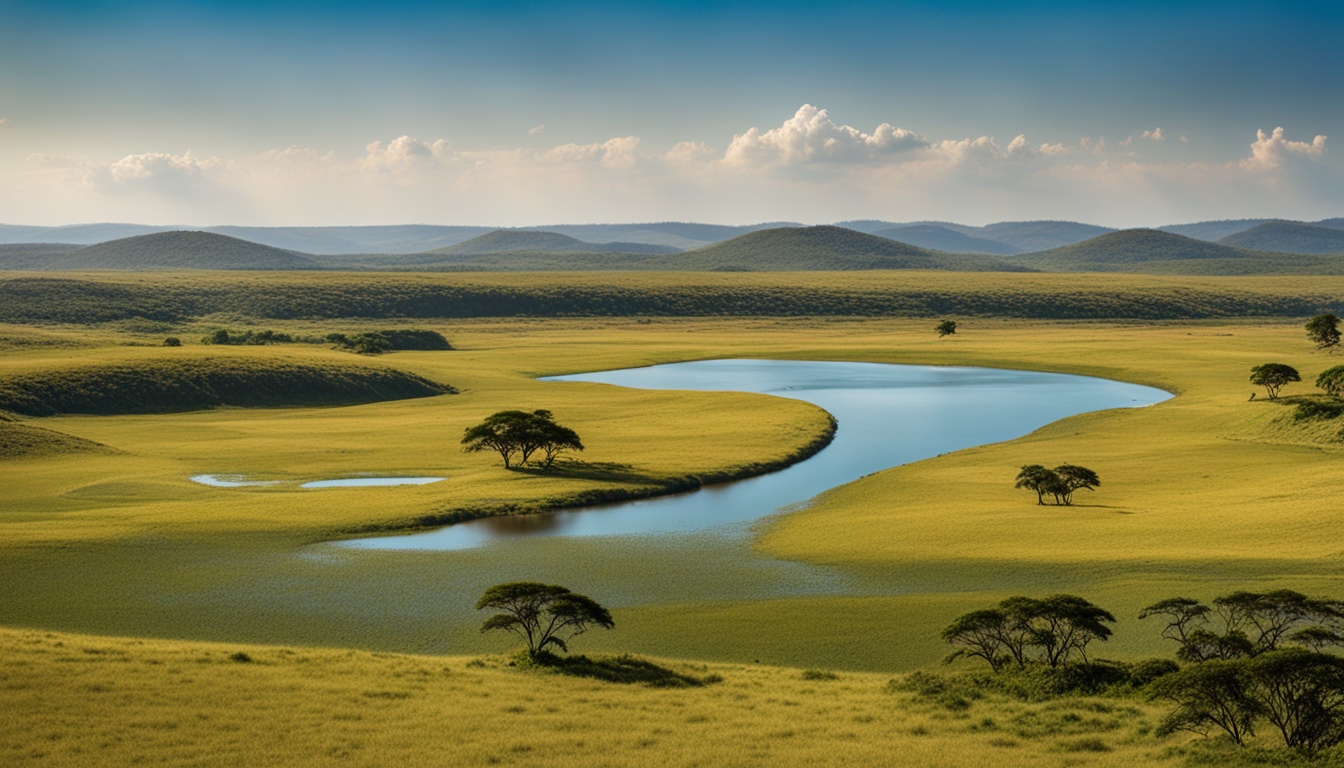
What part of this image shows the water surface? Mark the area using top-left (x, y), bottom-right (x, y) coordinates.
top-left (339, 359), bottom-right (1169, 551)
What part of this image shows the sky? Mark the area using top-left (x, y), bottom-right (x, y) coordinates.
top-left (0, 0), bottom-right (1340, 228)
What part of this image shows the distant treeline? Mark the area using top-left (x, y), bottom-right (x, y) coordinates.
top-left (0, 358), bottom-right (454, 417)
top-left (1, 274), bottom-right (1340, 323)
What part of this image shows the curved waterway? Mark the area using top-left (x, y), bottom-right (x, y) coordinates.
top-left (337, 360), bottom-right (1170, 552)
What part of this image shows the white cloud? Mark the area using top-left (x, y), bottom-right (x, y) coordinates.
top-left (0, 118), bottom-right (8, 130)
top-left (1241, 126), bottom-right (1327, 170)
top-left (723, 104), bottom-right (927, 168)
top-left (529, 124), bottom-right (545, 136)
top-left (0, 109), bottom-right (1338, 227)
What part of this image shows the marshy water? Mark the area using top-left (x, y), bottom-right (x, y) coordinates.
top-left (337, 359), bottom-right (1170, 551)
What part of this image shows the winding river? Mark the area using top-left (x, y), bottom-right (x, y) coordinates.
top-left (337, 359), bottom-right (1171, 552)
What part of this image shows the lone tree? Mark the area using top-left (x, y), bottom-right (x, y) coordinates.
top-left (1317, 365), bottom-right (1344, 398)
top-left (1250, 363), bottom-right (1301, 400)
top-left (1306, 313), bottom-right (1341, 353)
top-left (476, 582), bottom-right (613, 659)
top-left (461, 409), bottom-right (584, 469)
top-left (935, 319), bottom-right (957, 337)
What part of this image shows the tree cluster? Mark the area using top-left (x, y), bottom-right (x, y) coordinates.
top-left (1141, 590), bottom-right (1344, 751)
top-left (942, 594), bottom-right (1116, 672)
top-left (461, 409), bottom-right (584, 469)
top-left (935, 319), bottom-right (957, 337)
top-left (1013, 464), bottom-right (1100, 505)
top-left (200, 328), bottom-right (295, 346)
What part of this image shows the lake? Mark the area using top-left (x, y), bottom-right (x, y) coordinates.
top-left (336, 359), bottom-right (1170, 551)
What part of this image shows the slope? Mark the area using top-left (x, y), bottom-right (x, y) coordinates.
top-left (56, 231), bottom-right (320, 270)
top-left (1218, 220), bottom-right (1344, 254)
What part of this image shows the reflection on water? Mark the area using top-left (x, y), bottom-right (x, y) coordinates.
top-left (336, 359), bottom-right (1170, 552)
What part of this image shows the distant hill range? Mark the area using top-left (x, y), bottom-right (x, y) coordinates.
top-left (1004, 229), bottom-right (1344, 275)
top-left (0, 216), bottom-right (1342, 274)
top-left (431, 230), bottom-right (679, 256)
top-left (661, 225), bottom-right (1026, 272)
top-left (0, 231), bottom-right (318, 271)
top-left (1216, 221), bottom-right (1344, 254)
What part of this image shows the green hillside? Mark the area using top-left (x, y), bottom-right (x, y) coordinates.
top-left (0, 243), bottom-right (82, 269)
top-left (1218, 220), bottom-right (1344, 254)
top-left (53, 231), bottom-right (319, 270)
top-left (0, 421), bottom-right (117, 458)
top-left (1008, 229), bottom-right (1260, 270)
top-left (664, 225), bottom-right (1025, 271)
top-left (0, 357), bottom-right (453, 417)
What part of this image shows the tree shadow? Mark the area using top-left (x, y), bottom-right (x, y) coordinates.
top-left (511, 460), bottom-right (662, 485)
top-left (531, 652), bottom-right (722, 688)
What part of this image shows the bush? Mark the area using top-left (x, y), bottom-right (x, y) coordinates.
top-left (163, 337), bottom-right (181, 347)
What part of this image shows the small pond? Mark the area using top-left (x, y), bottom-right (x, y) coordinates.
top-left (336, 359), bottom-right (1170, 551)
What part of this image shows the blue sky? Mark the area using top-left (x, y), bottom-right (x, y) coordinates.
top-left (1, 0), bottom-right (1339, 226)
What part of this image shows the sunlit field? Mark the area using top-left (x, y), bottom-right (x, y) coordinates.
top-left (3, 271), bottom-right (1344, 765)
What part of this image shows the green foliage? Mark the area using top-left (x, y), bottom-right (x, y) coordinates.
top-left (5, 273), bottom-right (1344, 324)
top-left (935, 319), bottom-right (957, 337)
top-left (1316, 365), bottom-right (1344, 396)
top-left (1013, 464), bottom-right (1099, 505)
top-left (520, 652), bottom-right (720, 687)
top-left (1140, 591), bottom-right (1344, 662)
top-left (461, 409), bottom-right (583, 469)
top-left (943, 595), bottom-right (1115, 671)
top-left (1250, 363), bottom-right (1301, 400)
top-left (163, 336), bottom-right (181, 347)
top-left (1292, 399), bottom-right (1344, 422)
top-left (1149, 659), bottom-right (1258, 745)
top-left (476, 582), bottom-right (613, 659)
top-left (200, 328), bottom-right (295, 345)
top-left (1219, 221), bottom-right (1344, 254)
top-left (1305, 313), bottom-right (1342, 352)
top-left (0, 358), bottom-right (453, 416)
top-left (327, 329), bottom-right (452, 354)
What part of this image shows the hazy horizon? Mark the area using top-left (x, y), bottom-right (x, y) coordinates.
top-left (2, 1), bottom-right (1340, 228)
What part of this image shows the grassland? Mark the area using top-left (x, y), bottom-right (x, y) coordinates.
top-left (3, 271), bottom-right (1344, 765)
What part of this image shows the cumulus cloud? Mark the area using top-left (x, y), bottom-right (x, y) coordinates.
top-left (1241, 126), bottom-right (1328, 170)
top-left (723, 104), bottom-right (927, 168)
top-left (0, 108), bottom-right (1338, 227)
top-left (529, 124), bottom-right (545, 136)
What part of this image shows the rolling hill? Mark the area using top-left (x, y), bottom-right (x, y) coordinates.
top-left (46, 231), bottom-right (320, 270)
top-left (0, 243), bottom-right (83, 269)
top-left (431, 230), bottom-right (679, 256)
top-left (975, 220), bottom-right (1115, 251)
top-left (1217, 221), bottom-right (1344, 254)
top-left (663, 225), bottom-right (1027, 271)
top-left (1005, 228), bottom-right (1344, 274)
top-left (872, 224), bottom-right (1023, 254)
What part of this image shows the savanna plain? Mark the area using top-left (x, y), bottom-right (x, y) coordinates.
top-left (3, 270), bottom-right (1344, 767)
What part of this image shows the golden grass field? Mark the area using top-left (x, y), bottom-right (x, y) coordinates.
top-left (3, 272), bottom-right (1344, 765)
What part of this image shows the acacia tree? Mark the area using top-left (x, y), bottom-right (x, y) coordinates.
top-left (942, 594), bottom-right (1114, 670)
top-left (476, 582), bottom-right (613, 659)
top-left (1140, 590), bottom-right (1344, 661)
top-left (1306, 313), bottom-right (1341, 353)
top-left (1014, 464), bottom-right (1100, 506)
top-left (1317, 365), bottom-right (1344, 397)
top-left (1052, 464), bottom-right (1100, 505)
top-left (935, 319), bottom-right (957, 337)
top-left (1014, 465), bottom-right (1057, 505)
top-left (461, 409), bottom-right (584, 469)
top-left (1250, 363), bottom-right (1301, 400)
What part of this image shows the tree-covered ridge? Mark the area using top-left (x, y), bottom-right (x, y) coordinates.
top-left (1218, 221), bottom-right (1344, 254)
top-left (667, 225), bottom-right (1026, 271)
top-left (31, 231), bottom-right (319, 271)
top-left (2, 273), bottom-right (1342, 323)
top-left (0, 357), bottom-right (453, 416)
